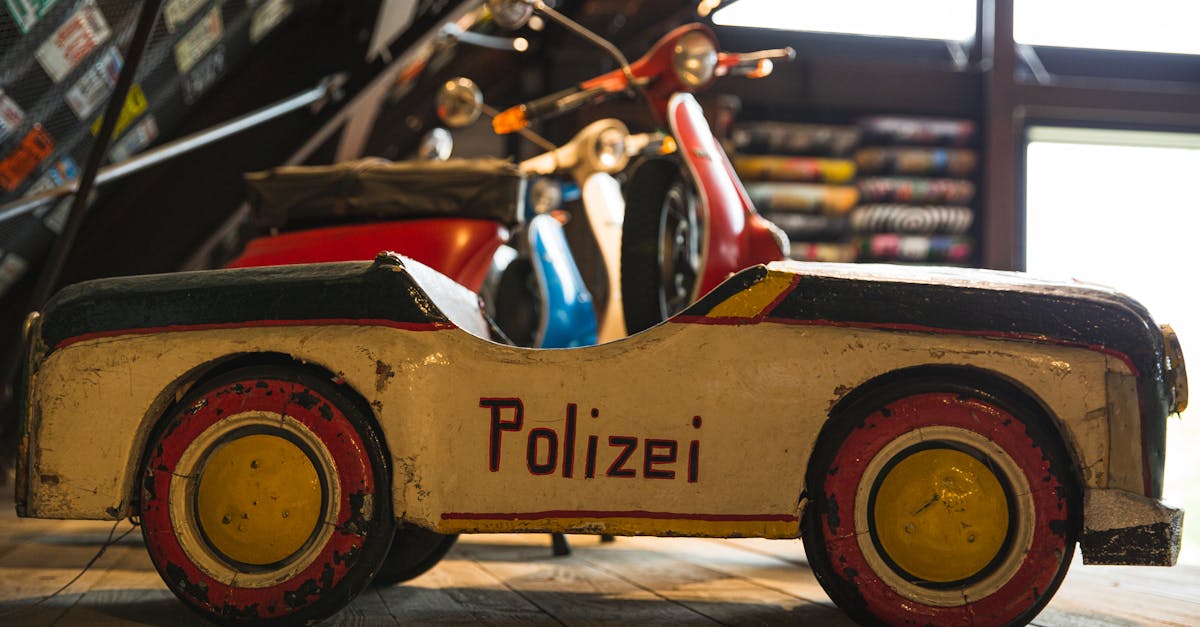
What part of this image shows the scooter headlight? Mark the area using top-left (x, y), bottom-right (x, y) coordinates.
top-left (592, 127), bottom-right (628, 173)
top-left (672, 31), bottom-right (718, 88)
top-left (1163, 324), bottom-right (1188, 414)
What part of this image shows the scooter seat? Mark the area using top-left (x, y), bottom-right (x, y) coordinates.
top-left (245, 157), bottom-right (526, 230)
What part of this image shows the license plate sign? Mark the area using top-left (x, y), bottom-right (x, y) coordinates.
top-left (164, 0), bottom-right (206, 32)
top-left (0, 125), bottom-right (55, 191)
top-left (35, 0), bottom-right (112, 83)
top-left (109, 115), bottom-right (158, 162)
top-left (5, 0), bottom-right (62, 34)
top-left (0, 90), bottom-right (26, 144)
top-left (182, 45), bottom-right (225, 105)
top-left (174, 6), bottom-right (223, 73)
top-left (65, 46), bottom-right (123, 119)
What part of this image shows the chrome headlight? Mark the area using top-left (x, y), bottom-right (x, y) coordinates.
top-left (576, 119), bottom-right (631, 175)
top-left (672, 31), bottom-right (718, 88)
top-left (1163, 325), bottom-right (1188, 414)
top-left (592, 126), bottom-right (627, 173)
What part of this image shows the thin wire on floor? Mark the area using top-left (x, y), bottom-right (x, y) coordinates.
top-left (0, 518), bottom-right (139, 617)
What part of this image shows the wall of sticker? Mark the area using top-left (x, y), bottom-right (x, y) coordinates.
top-left (0, 0), bottom-right (295, 297)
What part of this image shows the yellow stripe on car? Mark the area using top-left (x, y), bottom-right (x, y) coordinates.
top-left (706, 271), bottom-right (795, 319)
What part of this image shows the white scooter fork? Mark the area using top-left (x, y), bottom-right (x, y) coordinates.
top-left (519, 118), bottom-right (663, 343)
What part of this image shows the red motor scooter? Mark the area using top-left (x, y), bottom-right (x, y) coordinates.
top-left (224, 156), bottom-right (519, 293)
top-left (487, 0), bottom-right (794, 333)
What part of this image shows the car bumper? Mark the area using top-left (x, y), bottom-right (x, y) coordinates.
top-left (1080, 488), bottom-right (1183, 566)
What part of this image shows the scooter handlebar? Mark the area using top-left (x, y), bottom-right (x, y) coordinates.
top-left (493, 83), bottom-right (616, 134)
top-left (518, 121), bottom-right (669, 178)
top-left (716, 47), bottom-right (796, 78)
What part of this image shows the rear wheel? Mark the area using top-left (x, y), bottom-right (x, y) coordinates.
top-left (802, 381), bottom-right (1080, 626)
top-left (139, 366), bottom-right (394, 625)
top-left (621, 158), bottom-right (702, 334)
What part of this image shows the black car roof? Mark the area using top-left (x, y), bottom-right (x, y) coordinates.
top-left (40, 254), bottom-right (452, 350)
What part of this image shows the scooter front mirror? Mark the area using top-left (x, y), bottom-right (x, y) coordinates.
top-left (436, 77), bottom-right (483, 128)
top-left (487, 0), bottom-right (534, 29)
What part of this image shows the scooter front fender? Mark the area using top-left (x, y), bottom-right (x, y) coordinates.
top-left (667, 93), bottom-right (786, 295)
top-left (527, 214), bottom-right (599, 348)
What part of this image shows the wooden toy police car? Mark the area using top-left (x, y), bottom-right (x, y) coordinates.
top-left (15, 252), bottom-right (1186, 625)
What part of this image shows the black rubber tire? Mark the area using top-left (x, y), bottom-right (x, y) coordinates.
top-left (140, 365), bottom-right (395, 625)
top-left (492, 256), bottom-right (542, 347)
top-left (372, 525), bottom-right (459, 586)
top-left (801, 378), bottom-right (1080, 627)
top-left (621, 158), bottom-right (701, 334)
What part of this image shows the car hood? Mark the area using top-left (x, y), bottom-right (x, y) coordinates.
top-left (689, 260), bottom-right (1176, 497)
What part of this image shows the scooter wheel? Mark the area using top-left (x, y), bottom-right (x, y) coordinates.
top-left (492, 256), bottom-right (542, 347)
top-left (621, 158), bottom-right (701, 334)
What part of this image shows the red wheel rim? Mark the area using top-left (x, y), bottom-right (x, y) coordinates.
top-left (816, 392), bottom-right (1071, 625)
top-left (141, 376), bottom-right (377, 620)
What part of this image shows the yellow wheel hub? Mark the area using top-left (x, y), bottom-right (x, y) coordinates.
top-left (196, 434), bottom-right (323, 566)
top-left (872, 447), bottom-right (1009, 583)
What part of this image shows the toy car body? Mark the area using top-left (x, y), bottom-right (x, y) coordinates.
top-left (15, 252), bottom-right (1187, 625)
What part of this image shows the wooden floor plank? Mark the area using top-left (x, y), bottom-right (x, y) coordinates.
top-left (0, 521), bottom-right (197, 627)
top-left (456, 536), bottom-right (720, 626)
top-left (376, 554), bottom-right (557, 625)
top-left (562, 536), bottom-right (854, 626)
top-left (1037, 558), bottom-right (1200, 627)
top-left (330, 587), bottom-right (401, 627)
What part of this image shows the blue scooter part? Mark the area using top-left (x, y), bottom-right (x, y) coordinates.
top-left (527, 213), bottom-right (597, 348)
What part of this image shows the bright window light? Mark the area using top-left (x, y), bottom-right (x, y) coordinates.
top-left (712, 0), bottom-right (976, 42)
top-left (1015, 0), bottom-right (1200, 55)
top-left (1026, 126), bottom-right (1200, 563)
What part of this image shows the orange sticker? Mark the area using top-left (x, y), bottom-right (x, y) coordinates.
top-left (0, 125), bottom-right (55, 192)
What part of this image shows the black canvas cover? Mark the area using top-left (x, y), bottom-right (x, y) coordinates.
top-left (245, 157), bottom-right (526, 230)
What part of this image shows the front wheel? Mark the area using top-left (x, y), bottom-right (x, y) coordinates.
top-left (621, 158), bottom-right (702, 334)
top-left (802, 381), bottom-right (1080, 626)
top-left (139, 366), bottom-right (395, 625)
top-left (491, 255), bottom-right (542, 347)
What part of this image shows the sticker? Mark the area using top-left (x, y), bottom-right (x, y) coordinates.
top-left (0, 89), bottom-right (26, 144)
top-left (4, 0), bottom-right (62, 34)
top-left (65, 46), bottom-right (122, 119)
top-left (182, 44), bottom-right (225, 105)
top-left (0, 252), bottom-right (30, 298)
top-left (90, 83), bottom-right (147, 138)
top-left (250, 0), bottom-right (291, 43)
top-left (109, 115), bottom-right (158, 162)
top-left (35, 0), bottom-right (112, 83)
top-left (0, 124), bottom-right (54, 191)
top-left (163, 0), bottom-right (207, 32)
top-left (27, 155), bottom-right (79, 194)
top-left (174, 6), bottom-right (222, 73)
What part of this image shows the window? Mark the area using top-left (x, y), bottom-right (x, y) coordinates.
top-left (1015, 0), bottom-right (1200, 55)
top-left (712, 0), bottom-right (976, 42)
top-left (1025, 126), bottom-right (1200, 563)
